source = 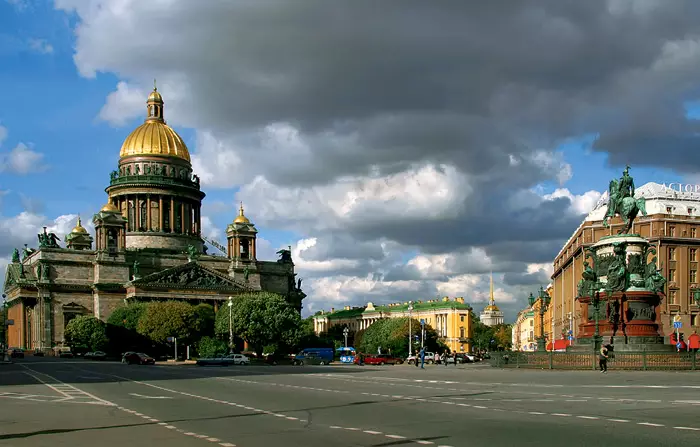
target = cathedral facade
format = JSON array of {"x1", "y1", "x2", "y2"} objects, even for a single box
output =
[{"x1": 3, "y1": 87, "x2": 305, "y2": 351}]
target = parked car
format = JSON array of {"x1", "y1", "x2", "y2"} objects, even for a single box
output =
[
  {"x1": 365, "y1": 354, "x2": 403, "y2": 365},
  {"x1": 406, "y1": 351, "x2": 436, "y2": 365},
  {"x1": 196, "y1": 354, "x2": 250, "y2": 366},
  {"x1": 10, "y1": 348, "x2": 24, "y2": 358},
  {"x1": 122, "y1": 352, "x2": 155, "y2": 365},
  {"x1": 58, "y1": 347, "x2": 74, "y2": 358},
  {"x1": 293, "y1": 352, "x2": 329, "y2": 366},
  {"x1": 32, "y1": 349, "x2": 44, "y2": 357},
  {"x1": 455, "y1": 353, "x2": 472, "y2": 363},
  {"x1": 86, "y1": 351, "x2": 107, "y2": 360},
  {"x1": 293, "y1": 348, "x2": 333, "y2": 365}
]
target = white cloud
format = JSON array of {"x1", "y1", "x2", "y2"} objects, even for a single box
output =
[
  {"x1": 28, "y1": 38, "x2": 54, "y2": 54},
  {"x1": 543, "y1": 188, "x2": 602, "y2": 216},
  {"x1": 0, "y1": 143, "x2": 48, "y2": 174},
  {"x1": 0, "y1": 212, "x2": 83, "y2": 257},
  {"x1": 293, "y1": 238, "x2": 362, "y2": 273},
  {"x1": 200, "y1": 215, "x2": 223, "y2": 242}
]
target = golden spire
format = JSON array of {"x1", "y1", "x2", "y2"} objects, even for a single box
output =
[
  {"x1": 233, "y1": 201, "x2": 251, "y2": 224},
  {"x1": 489, "y1": 271, "x2": 495, "y2": 306}
]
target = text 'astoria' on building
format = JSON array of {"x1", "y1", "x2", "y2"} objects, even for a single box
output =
[{"x1": 3, "y1": 86, "x2": 305, "y2": 350}]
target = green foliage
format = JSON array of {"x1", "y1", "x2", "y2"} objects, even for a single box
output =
[
  {"x1": 107, "y1": 303, "x2": 147, "y2": 330},
  {"x1": 193, "y1": 303, "x2": 216, "y2": 338},
  {"x1": 137, "y1": 301, "x2": 200, "y2": 344},
  {"x1": 468, "y1": 313, "x2": 513, "y2": 352},
  {"x1": 65, "y1": 316, "x2": 109, "y2": 351},
  {"x1": 197, "y1": 336, "x2": 228, "y2": 358},
  {"x1": 214, "y1": 292, "x2": 302, "y2": 356},
  {"x1": 358, "y1": 317, "x2": 441, "y2": 358},
  {"x1": 295, "y1": 317, "x2": 334, "y2": 351}
]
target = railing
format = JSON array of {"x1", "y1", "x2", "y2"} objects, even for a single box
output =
[
  {"x1": 491, "y1": 351, "x2": 699, "y2": 370},
  {"x1": 109, "y1": 174, "x2": 200, "y2": 189}
]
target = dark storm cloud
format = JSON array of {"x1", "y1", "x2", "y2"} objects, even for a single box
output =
[
  {"x1": 503, "y1": 271, "x2": 553, "y2": 288},
  {"x1": 300, "y1": 234, "x2": 386, "y2": 262},
  {"x1": 66, "y1": 0, "x2": 700, "y2": 182}
]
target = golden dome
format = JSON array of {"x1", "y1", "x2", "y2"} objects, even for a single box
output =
[
  {"x1": 484, "y1": 304, "x2": 501, "y2": 312},
  {"x1": 233, "y1": 202, "x2": 250, "y2": 224},
  {"x1": 71, "y1": 217, "x2": 88, "y2": 234},
  {"x1": 119, "y1": 85, "x2": 191, "y2": 162},
  {"x1": 100, "y1": 203, "x2": 120, "y2": 213}
]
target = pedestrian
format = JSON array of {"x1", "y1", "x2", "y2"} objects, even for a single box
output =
[
  {"x1": 452, "y1": 352, "x2": 457, "y2": 365},
  {"x1": 443, "y1": 352, "x2": 448, "y2": 366},
  {"x1": 419, "y1": 348, "x2": 425, "y2": 369},
  {"x1": 599, "y1": 344, "x2": 609, "y2": 373},
  {"x1": 434, "y1": 352, "x2": 439, "y2": 364}
]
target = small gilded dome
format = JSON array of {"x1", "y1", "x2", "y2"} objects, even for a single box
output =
[
  {"x1": 100, "y1": 203, "x2": 120, "y2": 213},
  {"x1": 148, "y1": 89, "x2": 163, "y2": 103},
  {"x1": 233, "y1": 202, "x2": 251, "y2": 224},
  {"x1": 484, "y1": 304, "x2": 501, "y2": 312},
  {"x1": 71, "y1": 217, "x2": 88, "y2": 234}
]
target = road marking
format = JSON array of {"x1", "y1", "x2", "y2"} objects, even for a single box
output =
[
  {"x1": 19, "y1": 366, "x2": 114, "y2": 406},
  {"x1": 129, "y1": 393, "x2": 173, "y2": 399},
  {"x1": 674, "y1": 427, "x2": 700, "y2": 431},
  {"x1": 608, "y1": 419, "x2": 630, "y2": 423},
  {"x1": 638, "y1": 422, "x2": 664, "y2": 427},
  {"x1": 577, "y1": 416, "x2": 599, "y2": 420}
]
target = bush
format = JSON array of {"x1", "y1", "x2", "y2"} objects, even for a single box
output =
[
  {"x1": 359, "y1": 317, "x2": 441, "y2": 358},
  {"x1": 197, "y1": 336, "x2": 228, "y2": 358},
  {"x1": 65, "y1": 316, "x2": 109, "y2": 351},
  {"x1": 137, "y1": 301, "x2": 200, "y2": 345}
]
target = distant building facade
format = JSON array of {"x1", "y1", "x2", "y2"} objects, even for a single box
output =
[
  {"x1": 511, "y1": 308, "x2": 535, "y2": 351},
  {"x1": 551, "y1": 182, "x2": 700, "y2": 343},
  {"x1": 313, "y1": 297, "x2": 474, "y2": 353}
]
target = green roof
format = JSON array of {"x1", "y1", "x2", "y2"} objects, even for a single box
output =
[{"x1": 317, "y1": 299, "x2": 472, "y2": 320}]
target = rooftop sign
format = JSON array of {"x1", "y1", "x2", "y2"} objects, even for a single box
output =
[{"x1": 662, "y1": 183, "x2": 700, "y2": 193}]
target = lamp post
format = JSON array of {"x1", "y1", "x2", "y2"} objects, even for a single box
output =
[
  {"x1": 591, "y1": 292, "x2": 602, "y2": 352},
  {"x1": 343, "y1": 326, "x2": 349, "y2": 348},
  {"x1": 529, "y1": 287, "x2": 551, "y2": 352},
  {"x1": 228, "y1": 297, "x2": 234, "y2": 354},
  {"x1": 2, "y1": 294, "x2": 9, "y2": 362},
  {"x1": 408, "y1": 301, "x2": 414, "y2": 356}
]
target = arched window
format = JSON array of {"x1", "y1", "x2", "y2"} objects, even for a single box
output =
[{"x1": 127, "y1": 201, "x2": 135, "y2": 232}]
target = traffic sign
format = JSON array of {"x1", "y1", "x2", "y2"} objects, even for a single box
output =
[
  {"x1": 677, "y1": 342, "x2": 682, "y2": 349},
  {"x1": 5, "y1": 319, "x2": 13, "y2": 326},
  {"x1": 166, "y1": 336, "x2": 175, "y2": 342},
  {"x1": 420, "y1": 319, "x2": 425, "y2": 325},
  {"x1": 568, "y1": 330, "x2": 573, "y2": 335},
  {"x1": 674, "y1": 315, "x2": 682, "y2": 323},
  {"x1": 673, "y1": 321, "x2": 682, "y2": 329},
  {"x1": 567, "y1": 336, "x2": 573, "y2": 341}
]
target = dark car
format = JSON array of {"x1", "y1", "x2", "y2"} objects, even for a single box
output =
[
  {"x1": 9, "y1": 348, "x2": 24, "y2": 358},
  {"x1": 293, "y1": 352, "x2": 328, "y2": 366},
  {"x1": 32, "y1": 349, "x2": 44, "y2": 357},
  {"x1": 91, "y1": 351, "x2": 107, "y2": 360},
  {"x1": 122, "y1": 352, "x2": 155, "y2": 365}
]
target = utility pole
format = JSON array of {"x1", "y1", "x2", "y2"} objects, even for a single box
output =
[{"x1": 408, "y1": 301, "x2": 414, "y2": 356}]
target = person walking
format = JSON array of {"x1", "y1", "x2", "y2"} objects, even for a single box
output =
[
  {"x1": 599, "y1": 344, "x2": 609, "y2": 373},
  {"x1": 419, "y1": 348, "x2": 425, "y2": 369}
]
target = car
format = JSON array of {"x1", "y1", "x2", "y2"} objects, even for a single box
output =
[
  {"x1": 196, "y1": 353, "x2": 250, "y2": 366},
  {"x1": 9, "y1": 348, "x2": 24, "y2": 358},
  {"x1": 32, "y1": 349, "x2": 44, "y2": 357},
  {"x1": 363, "y1": 354, "x2": 403, "y2": 365},
  {"x1": 293, "y1": 352, "x2": 329, "y2": 366},
  {"x1": 58, "y1": 347, "x2": 74, "y2": 358},
  {"x1": 84, "y1": 352, "x2": 94, "y2": 359},
  {"x1": 122, "y1": 352, "x2": 155, "y2": 365},
  {"x1": 91, "y1": 351, "x2": 107, "y2": 360}
]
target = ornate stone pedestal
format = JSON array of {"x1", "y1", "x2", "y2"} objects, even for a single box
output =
[{"x1": 573, "y1": 234, "x2": 671, "y2": 352}]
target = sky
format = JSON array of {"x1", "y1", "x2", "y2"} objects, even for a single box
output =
[{"x1": 1, "y1": 0, "x2": 699, "y2": 321}]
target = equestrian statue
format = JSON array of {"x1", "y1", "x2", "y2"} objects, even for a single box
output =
[{"x1": 602, "y1": 166, "x2": 647, "y2": 234}]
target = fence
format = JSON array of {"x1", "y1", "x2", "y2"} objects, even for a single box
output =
[{"x1": 491, "y1": 351, "x2": 699, "y2": 370}]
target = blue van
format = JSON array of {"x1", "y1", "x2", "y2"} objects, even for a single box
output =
[{"x1": 294, "y1": 348, "x2": 334, "y2": 365}]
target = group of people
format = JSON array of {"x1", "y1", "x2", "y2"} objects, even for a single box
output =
[{"x1": 414, "y1": 348, "x2": 457, "y2": 368}]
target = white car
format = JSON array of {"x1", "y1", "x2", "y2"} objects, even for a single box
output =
[
  {"x1": 197, "y1": 353, "x2": 250, "y2": 366},
  {"x1": 228, "y1": 354, "x2": 250, "y2": 365}
]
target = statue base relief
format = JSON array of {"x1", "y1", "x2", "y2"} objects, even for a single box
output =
[{"x1": 573, "y1": 233, "x2": 669, "y2": 352}]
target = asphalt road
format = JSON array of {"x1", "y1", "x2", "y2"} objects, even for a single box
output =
[{"x1": 2, "y1": 358, "x2": 700, "y2": 447}]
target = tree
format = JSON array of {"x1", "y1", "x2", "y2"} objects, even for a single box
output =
[
  {"x1": 358, "y1": 317, "x2": 441, "y2": 358},
  {"x1": 493, "y1": 324, "x2": 513, "y2": 351},
  {"x1": 137, "y1": 301, "x2": 200, "y2": 345},
  {"x1": 214, "y1": 292, "x2": 302, "y2": 357},
  {"x1": 197, "y1": 336, "x2": 228, "y2": 358},
  {"x1": 105, "y1": 303, "x2": 149, "y2": 354},
  {"x1": 107, "y1": 303, "x2": 147, "y2": 331},
  {"x1": 64, "y1": 316, "x2": 108, "y2": 351},
  {"x1": 193, "y1": 303, "x2": 216, "y2": 338},
  {"x1": 295, "y1": 316, "x2": 334, "y2": 351}
]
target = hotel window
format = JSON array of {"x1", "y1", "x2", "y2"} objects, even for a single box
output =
[
  {"x1": 670, "y1": 226, "x2": 676, "y2": 237},
  {"x1": 460, "y1": 314, "x2": 465, "y2": 322},
  {"x1": 460, "y1": 327, "x2": 465, "y2": 338},
  {"x1": 670, "y1": 247, "x2": 676, "y2": 260},
  {"x1": 669, "y1": 290, "x2": 677, "y2": 304},
  {"x1": 669, "y1": 269, "x2": 676, "y2": 282},
  {"x1": 691, "y1": 249, "x2": 697, "y2": 262},
  {"x1": 692, "y1": 270, "x2": 697, "y2": 284},
  {"x1": 692, "y1": 228, "x2": 698, "y2": 238}
]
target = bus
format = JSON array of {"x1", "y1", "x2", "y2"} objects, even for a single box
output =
[{"x1": 336, "y1": 347, "x2": 356, "y2": 364}]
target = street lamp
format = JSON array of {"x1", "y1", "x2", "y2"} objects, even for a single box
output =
[
  {"x1": 2, "y1": 294, "x2": 9, "y2": 362},
  {"x1": 343, "y1": 327, "x2": 349, "y2": 348},
  {"x1": 228, "y1": 297, "x2": 234, "y2": 353},
  {"x1": 408, "y1": 301, "x2": 414, "y2": 356},
  {"x1": 534, "y1": 287, "x2": 551, "y2": 352},
  {"x1": 591, "y1": 291, "x2": 603, "y2": 352}
]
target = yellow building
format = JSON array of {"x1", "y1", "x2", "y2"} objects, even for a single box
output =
[
  {"x1": 313, "y1": 297, "x2": 473, "y2": 353},
  {"x1": 530, "y1": 284, "x2": 555, "y2": 350}
]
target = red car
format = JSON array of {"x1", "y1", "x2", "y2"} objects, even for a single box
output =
[
  {"x1": 122, "y1": 352, "x2": 155, "y2": 365},
  {"x1": 362, "y1": 354, "x2": 403, "y2": 365}
]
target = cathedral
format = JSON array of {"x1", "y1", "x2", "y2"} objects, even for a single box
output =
[
  {"x1": 479, "y1": 273, "x2": 504, "y2": 327},
  {"x1": 3, "y1": 86, "x2": 305, "y2": 351}
]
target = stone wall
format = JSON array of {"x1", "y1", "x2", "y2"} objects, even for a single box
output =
[{"x1": 126, "y1": 233, "x2": 203, "y2": 252}]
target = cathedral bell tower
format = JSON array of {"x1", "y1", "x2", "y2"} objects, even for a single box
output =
[{"x1": 226, "y1": 203, "x2": 257, "y2": 263}]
